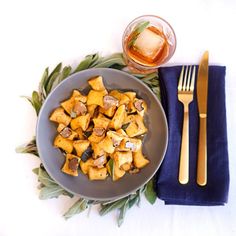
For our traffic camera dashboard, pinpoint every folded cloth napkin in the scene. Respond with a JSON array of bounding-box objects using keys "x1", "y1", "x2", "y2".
[{"x1": 155, "y1": 65, "x2": 229, "y2": 205}]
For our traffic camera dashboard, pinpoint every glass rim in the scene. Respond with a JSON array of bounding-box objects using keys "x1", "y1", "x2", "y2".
[{"x1": 122, "y1": 14, "x2": 177, "y2": 69}]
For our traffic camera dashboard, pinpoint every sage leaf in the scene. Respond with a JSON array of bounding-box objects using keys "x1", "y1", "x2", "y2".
[
  {"x1": 32, "y1": 91, "x2": 42, "y2": 115},
  {"x1": 38, "y1": 166, "x2": 57, "y2": 187},
  {"x1": 44, "y1": 63, "x2": 62, "y2": 94},
  {"x1": 144, "y1": 179, "x2": 157, "y2": 204},
  {"x1": 39, "y1": 67, "x2": 49, "y2": 100},
  {"x1": 128, "y1": 194, "x2": 139, "y2": 208},
  {"x1": 39, "y1": 185, "x2": 66, "y2": 200},
  {"x1": 99, "y1": 197, "x2": 128, "y2": 216},
  {"x1": 63, "y1": 198, "x2": 89, "y2": 220},
  {"x1": 107, "y1": 158, "x2": 114, "y2": 178},
  {"x1": 121, "y1": 123, "x2": 130, "y2": 130},
  {"x1": 73, "y1": 53, "x2": 99, "y2": 73},
  {"x1": 32, "y1": 167, "x2": 39, "y2": 175},
  {"x1": 128, "y1": 21, "x2": 150, "y2": 47},
  {"x1": 15, "y1": 138, "x2": 39, "y2": 157},
  {"x1": 94, "y1": 53, "x2": 126, "y2": 68},
  {"x1": 118, "y1": 198, "x2": 130, "y2": 227}
]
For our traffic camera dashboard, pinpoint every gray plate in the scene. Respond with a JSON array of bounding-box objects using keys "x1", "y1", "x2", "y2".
[{"x1": 36, "y1": 68, "x2": 168, "y2": 201}]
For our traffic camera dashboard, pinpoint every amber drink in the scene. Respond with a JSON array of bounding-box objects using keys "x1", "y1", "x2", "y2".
[{"x1": 123, "y1": 15, "x2": 176, "y2": 73}]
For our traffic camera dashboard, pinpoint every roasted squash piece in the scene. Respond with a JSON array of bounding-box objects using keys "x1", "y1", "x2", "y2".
[
  {"x1": 87, "y1": 90, "x2": 107, "y2": 107},
  {"x1": 93, "y1": 117, "x2": 110, "y2": 130},
  {"x1": 75, "y1": 127, "x2": 85, "y2": 140},
  {"x1": 106, "y1": 131, "x2": 124, "y2": 147},
  {"x1": 70, "y1": 113, "x2": 90, "y2": 131},
  {"x1": 91, "y1": 142, "x2": 106, "y2": 159},
  {"x1": 113, "y1": 151, "x2": 133, "y2": 168},
  {"x1": 88, "y1": 132, "x2": 105, "y2": 143},
  {"x1": 116, "y1": 129, "x2": 128, "y2": 137},
  {"x1": 49, "y1": 107, "x2": 71, "y2": 126},
  {"x1": 87, "y1": 104, "x2": 98, "y2": 117},
  {"x1": 54, "y1": 134, "x2": 74, "y2": 153},
  {"x1": 109, "y1": 105, "x2": 126, "y2": 130},
  {"x1": 109, "y1": 90, "x2": 130, "y2": 105},
  {"x1": 57, "y1": 124, "x2": 77, "y2": 140},
  {"x1": 124, "y1": 91, "x2": 136, "y2": 101},
  {"x1": 99, "y1": 106, "x2": 116, "y2": 118},
  {"x1": 133, "y1": 148, "x2": 149, "y2": 168},
  {"x1": 61, "y1": 154, "x2": 80, "y2": 176},
  {"x1": 60, "y1": 90, "x2": 81, "y2": 115},
  {"x1": 119, "y1": 137, "x2": 142, "y2": 152},
  {"x1": 74, "y1": 94, "x2": 87, "y2": 104},
  {"x1": 88, "y1": 76, "x2": 106, "y2": 91},
  {"x1": 98, "y1": 136, "x2": 115, "y2": 154},
  {"x1": 73, "y1": 140, "x2": 90, "y2": 157},
  {"x1": 80, "y1": 158, "x2": 94, "y2": 174},
  {"x1": 121, "y1": 163, "x2": 131, "y2": 171},
  {"x1": 125, "y1": 115, "x2": 147, "y2": 137},
  {"x1": 88, "y1": 166, "x2": 107, "y2": 180}
]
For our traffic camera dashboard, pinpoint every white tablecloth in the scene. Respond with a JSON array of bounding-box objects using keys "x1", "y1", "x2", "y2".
[{"x1": 1, "y1": 0, "x2": 235, "y2": 235}]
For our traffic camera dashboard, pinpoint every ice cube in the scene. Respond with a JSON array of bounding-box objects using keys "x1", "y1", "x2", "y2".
[{"x1": 134, "y1": 28, "x2": 165, "y2": 60}]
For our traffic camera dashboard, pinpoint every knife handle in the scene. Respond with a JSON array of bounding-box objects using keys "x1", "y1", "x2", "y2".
[
  {"x1": 197, "y1": 115, "x2": 207, "y2": 186},
  {"x1": 179, "y1": 105, "x2": 189, "y2": 184}
]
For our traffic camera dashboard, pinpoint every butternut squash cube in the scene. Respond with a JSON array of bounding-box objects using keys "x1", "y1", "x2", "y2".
[
  {"x1": 87, "y1": 90, "x2": 107, "y2": 107},
  {"x1": 61, "y1": 154, "x2": 80, "y2": 176},
  {"x1": 73, "y1": 140, "x2": 90, "y2": 157},
  {"x1": 70, "y1": 113, "x2": 90, "y2": 131},
  {"x1": 80, "y1": 158, "x2": 94, "y2": 174},
  {"x1": 49, "y1": 107, "x2": 71, "y2": 126},
  {"x1": 88, "y1": 167, "x2": 107, "y2": 180},
  {"x1": 109, "y1": 105, "x2": 126, "y2": 130},
  {"x1": 88, "y1": 76, "x2": 106, "y2": 91},
  {"x1": 53, "y1": 135, "x2": 73, "y2": 153},
  {"x1": 133, "y1": 148, "x2": 149, "y2": 168}
]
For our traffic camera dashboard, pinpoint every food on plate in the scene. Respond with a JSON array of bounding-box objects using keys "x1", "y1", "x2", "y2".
[{"x1": 49, "y1": 75, "x2": 149, "y2": 180}]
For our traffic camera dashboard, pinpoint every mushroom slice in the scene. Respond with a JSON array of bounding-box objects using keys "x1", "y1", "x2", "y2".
[
  {"x1": 103, "y1": 95, "x2": 119, "y2": 109},
  {"x1": 133, "y1": 99, "x2": 144, "y2": 111},
  {"x1": 93, "y1": 127, "x2": 105, "y2": 137},
  {"x1": 68, "y1": 158, "x2": 79, "y2": 171},
  {"x1": 73, "y1": 101, "x2": 87, "y2": 116},
  {"x1": 60, "y1": 127, "x2": 72, "y2": 138},
  {"x1": 93, "y1": 155, "x2": 106, "y2": 168}
]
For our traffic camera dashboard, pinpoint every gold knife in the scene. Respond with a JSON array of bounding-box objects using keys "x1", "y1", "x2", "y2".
[{"x1": 196, "y1": 51, "x2": 209, "y2": 186}]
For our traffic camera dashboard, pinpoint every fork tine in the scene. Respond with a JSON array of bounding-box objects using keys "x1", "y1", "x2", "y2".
[
  {"x1": 190, "y1": 66, "x2": 196, "y2": 91},
  {"x1": 183, "y1": 66, "x2": 189, "y2": 91},
  {"x1": 186, "y1": 66, "x2": 192, "y2": 91},
  {"x1": 178, "y1": 66, "x2": 184, "y2": 91}
]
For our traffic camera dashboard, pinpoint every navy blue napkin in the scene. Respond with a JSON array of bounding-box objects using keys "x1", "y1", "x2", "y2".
[{"x1": 155, "y1": 66, "x2": 229, "y2": 205}]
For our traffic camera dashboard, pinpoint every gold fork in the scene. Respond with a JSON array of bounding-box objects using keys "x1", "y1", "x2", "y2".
[{"x1": 178, "y1": 66, "x2": 196, "y2": 184}]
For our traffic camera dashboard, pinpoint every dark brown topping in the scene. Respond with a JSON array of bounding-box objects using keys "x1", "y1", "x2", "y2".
[
  {"x1": 73, "y1": 101, "x2": 87, "y2": 116},
  {"x1": 93, "y1": 155, "x2": 106, "y2": 168},
  {"x1": 68, "y1": 158, "x2": 79, "y2": 171},
  {"x1": 93, "y1": 127, "x2": 105, "y2": 137},
  {"x1": 60, "y1": 127, "x2": 72, "y2": 138},
  {"x1": 134, "y1": 99, "x2": 144, "y2": 111},
  {"x1": 103, "y1": 95, "x2": 119, "y2": 109}
]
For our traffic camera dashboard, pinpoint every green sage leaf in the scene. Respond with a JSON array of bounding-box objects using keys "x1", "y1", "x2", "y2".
[
  {"x1": 118, "y1": 198, "x2": 130, "y2": 227},
  {"x1": 32, "y1": 167, "x2": 39, "y2": 175},
  {"x1": 39, "y1": 185, "x2": 66, "y2": 200},
  {"x1": 32, "y1": 91, "x2": 42, "y2": 115},
  {"x1": 63, "y1": 198, "x2": 89, "y2": 219},
  {"x1": 99, "y1": 197, "x2": 128, "y2": 216},
  {"x1": 38, "y1": 67, "x2": 49, "y2": 100},
  {"x1": 15, "y1": 138, "x2": 39, "y2": 157},
  {"x1": 144, "y1": 179, "x2": 157, "y2": 204},
  {"x1": 38, "y1": 166, "x2": 57, "y2": 187},
  {"x1": 94, "y1": 53, "x2": 126, "y2": 68},
  {"x1": 128, "y1": 21, "x2": 150, "y2": 47}
]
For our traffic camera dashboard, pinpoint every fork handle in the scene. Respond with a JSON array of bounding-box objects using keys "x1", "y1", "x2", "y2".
[
  {"x1": 179, "y1": 104, "x2": 189, "y2": 184},
  {"x1": 197, "y1": 115, "x2": 207, "y2": 186}
]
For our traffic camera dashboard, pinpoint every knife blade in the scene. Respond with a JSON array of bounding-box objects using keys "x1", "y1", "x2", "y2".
[{"x1": 197, "y1": 51, "x2": 209, "y2": 186}]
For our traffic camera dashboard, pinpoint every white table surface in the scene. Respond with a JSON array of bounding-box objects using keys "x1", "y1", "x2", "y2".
[{"x1": 0, "y1": 0, "x2": 236, "y2": 235}]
